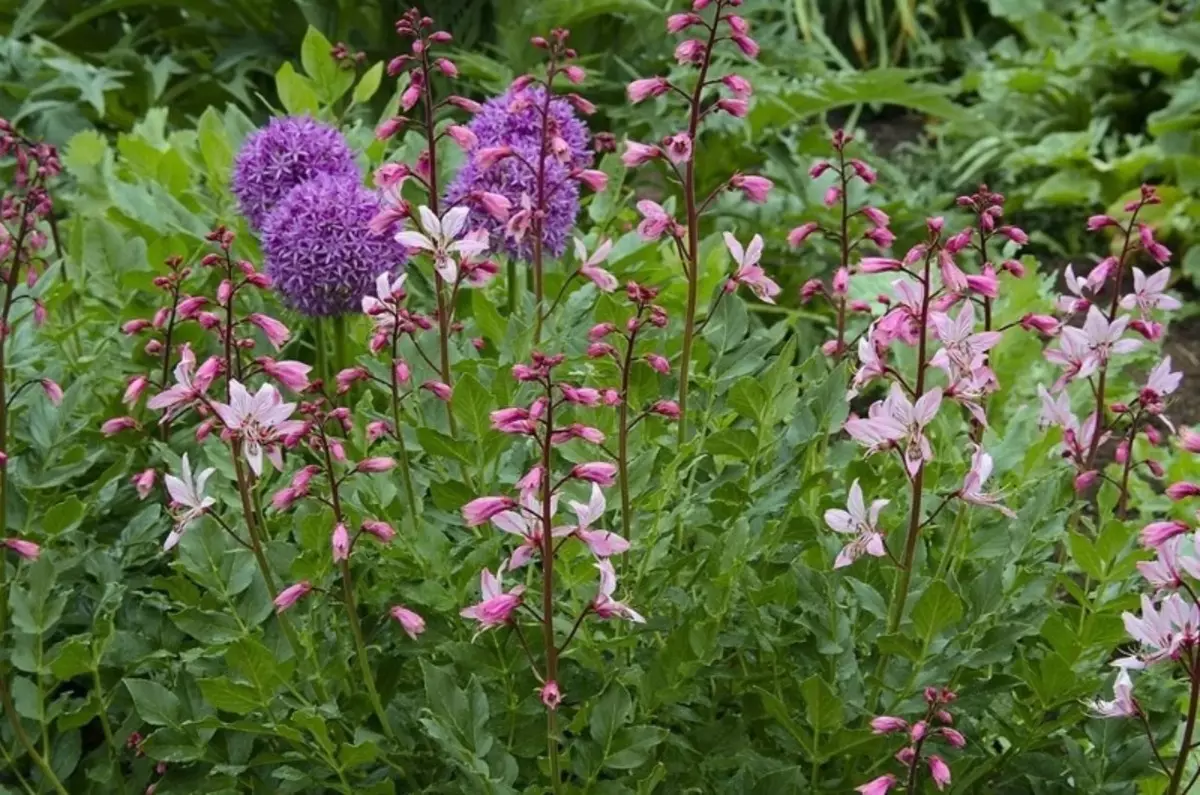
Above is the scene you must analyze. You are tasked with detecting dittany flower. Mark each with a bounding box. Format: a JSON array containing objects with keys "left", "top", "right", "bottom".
[
  {"left": 1089, "top": 669, "right": 1138, "bottom": 718},
  {"left": 567, "top": 484, "right": 630, "bottom": 558},
  {"left": 395, "top": 206, "right": 489, "bottom": 284},
  {"left": 163, "top": 454, "right": 216, "bottom": 550},
  {"left": 592, "top": 560, "right": 644, "bottom": 623},
  {"left": 824, "top": 479, "right": 888, "bottom": 568},
  {"left": 212, "top": 381, "right": 303, "bottom": 476},
  {"left": 722, "top": 232, "right": 780, "bottom": 303},
  {"left": 461, "top": 566, "right": 526, "bottom": 631}
]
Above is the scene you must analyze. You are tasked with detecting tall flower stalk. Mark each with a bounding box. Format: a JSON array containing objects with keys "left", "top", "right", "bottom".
[
  {"left": 0, "top": 118, "right": 71, "bottom": 795},
  {"left": 625, "top": 0, "right": 768, "bottom": 443},
  {"left": 462, "top": 352, "right": 640, "bottom": 791}
]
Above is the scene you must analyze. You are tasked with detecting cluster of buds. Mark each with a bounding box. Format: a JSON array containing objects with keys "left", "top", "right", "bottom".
[
  {"left": 329, "top": 41, "right": 367, "bottom": 69},
  {"left": 587, "top": 280, "right": 680, "bottom": 422},
  {"left": 380, "top": 8, "right": 463, "bottom": 141},
  {"left": 795, "top": 129, "right": 895, "bottom": 358},
  {"left": 1033, "top": 185, "right": 1177, "bottom": 502},
  {"left": 861, "top": 687, "right": 964, "bottom": 793}
]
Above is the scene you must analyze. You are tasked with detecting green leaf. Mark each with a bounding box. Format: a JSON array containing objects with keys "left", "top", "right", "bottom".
[
  {"left": 124, "top": 679, "right": 183, "bottom": 727},
  {"left": 197, "top": 107, "right": 233, "bottom": 180},
  {"left": 275, "top": 62, "right": 320, "bottom": 116},
  {"left": 41, "top": 496, "right": 84, "bottom": 535},
  {"left": 50, "top": 638, "right": 93, "bottom": 680},
  {"left": 353, "top": 62, "right": 384, "bottom": 106},
  {"left": 589, "top": 684, "right": 632, "bottom": 749},
  {"left": 704, "top": 428, "right": 759, "bottom": 461},
  {"left": 300, "top": 26, "right": 353, "bottom": 104},
  {"left": 1068, "top": 532, "right": 1106, "bottom": 581},
  {"left": 453, "top": 373, "right": 492, "bottom": 439},
  {"left": 753, "top": 687, "right": 813, "bottom": 755},
  {"left": 471, "top": 289, "right": 508, "bottom": 345},
  {"left": 911, "top": 580, "right": 963, "bottom": 642},
  {"left": 728, "top": 378, "right": 767, "bottom": 423},
  {"left": 416, "top": 428, "right": 474, "bottom": 466},
  {"left": 199, "top": 678, "right": 261, "bottom": 715},
  {"left": 799, "top": 675, "right": 843, "bottom": 732}
]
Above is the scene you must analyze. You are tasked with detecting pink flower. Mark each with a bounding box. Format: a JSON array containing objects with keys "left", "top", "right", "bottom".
[
  {"left": 248, "top": 313, "right": 290, "bottom": 350},
  {"left": 212, "top": 381, "right": 302, "bottom": 476},
  {"left": 722, "top": 74, "right": 752, "bottom": 97},
  {"left": 729, "top": 173, "right": 771, "bottom": 203},
  {"left": 849, "top": 159, "right": 876, "bottom": 184},
  {"left": 476, "top": 191, "right": 512, "bottom": 221},
  {"left": 959, "top": 445, "right": 1014, "bottom": 516},
  {"left": 422, "top": 381, "right": 453, "bottom": 401},
  {"left": 929, "top": 303, "right": 1001, "bottom": 380},
  {"left": 1121, "top": 267, "right": 1180, "bottom": 315},
  {"left": 622, "top": 141, "right": 662, "bottom": 167},
  {"left": 132, "top": 468, "right": 156, "bottom": 500},
  {"left": 663, "top": 133, "right": 693, "bottom": 164},
  {"left": 823, "top": 185, "right": 841, "bottom": 207},
  {"left": 1087, "top": 214, "right": 1117, "bottom": 230},
  {"left": 101, "top": 416, "right": 139, "bottom": 436},
  {"left": 1140, "top": 521, "right": 1190, "bottom": 549},
  {"left": 855, "top": 775, "right": 896, "bottom": 795},
  {"left": 462, "top": 496, "right": 517, "bottom": 526},
  {"left": 731, "top": 33, "right": 759, "bottom": 57},
  {"left": 390, "top": 605, "right": 425, "bottom": 639},
  {"left": 574, "top": 237, "right": 617, "bottom": 292},
  {"left": 163, "top": 454, "right": 216, "bottom": 550},
  {"left": 716, "top": 97, "right": 748, "bottom": 117},
  {"left": 356, "top": 457, "right": 396, "bottom": 473},
  {"left": 274, "top": 581, "right": 312, "bottom": 613},
  {"left": 572, "top": 462, "right": 617, "bottom": 486},
  {"left": 870, "top": 716, "right": 908, "bottom": 734},
  {"left": 461, "top": 566, "right": 526, "bottom": 630},
  {"left": 940, "top": 727, "right": 967, "bottom": 748},
  {"left": 148, "top": 345, "right": 217, "bottom": 414},
  {"left": 123, "top": 375, "right": 149, "bottom": 406},
  {"left": 3, "top": 537, "right": 40, "bottom": 561},
  {"left": 331, "top": 522, "right": 350, "bottom": 562},
  {"left": 574, "top": 169, "right": 608, "bottom": 192},
  {"left": 568, "top": 484, "right": 630, "bottom": 559},
  {"left": 636, "top": 200, "right": 673, "bottom": 240},
  {"left": 928, "top": 756, "right": 951, "bottom": 791},
  {"left": 1183, "top": 427, "right": 1200, "bottom": 453},
  {"left": 644, "top": 353, "right": 670, "bottom": 374},
  {"left": 1021, "top": 314, "right": 1061, "bottom": 335},
  {"left": 362, "top": 520, "right": 395, "bottom": 543},
  {"left": 396, "top": 205, "right": 490, "bottom": 284},
  {"left": 628, "top": 77, "right": 670, "bottom": 103},
  {"left": 540, "top": 680, "right": 562, "bottom": 709},
  {"left": 1090, "top": 669, "right": 1138, "bottom": 717},
  {"left": 1078, "top": 305, "right": 1142, "bottom": 363},
  {"left": 593, "top": 559, "right": 645, "bottom": 622},
  {"left": 475, "top": 145, "right": 514, "bottom": 169},
  {"left": 723, "top": 233, "right": 780, "bottom": 304},
  {"left": 825, "top": 480, "right": 888, "bottom": 568},
  {"left": 1137, "top": 536, "right": 1184, "bottom": 591},
  {"left": 446, "top": 124, "right": 478, "bottom": 150}
]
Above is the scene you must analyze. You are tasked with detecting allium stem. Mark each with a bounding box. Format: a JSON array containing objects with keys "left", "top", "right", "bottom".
[
  {"left": 332, "top": 314, "right": 348, "bottom": 376},
  {"left": 539, "top": 376, "right": 562, "bottom": 792},
  {"left": 1168, "top": 657, "right": 1200, "bottom": 794},
  {"left": 675, "top": 14, "right": 721, "bottom": 447}
]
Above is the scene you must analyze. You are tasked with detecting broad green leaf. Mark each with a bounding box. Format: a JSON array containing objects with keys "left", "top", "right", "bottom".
[
  {"left": 704, "top": 428, "right": 758, "bottom": 461},
  {"left": 416, "top": 428, "right": 474, "bottom": 466},
  {"left": 124, "top": 679, "right": 182, "bottom": 727},
  {"left": 453, "top": 373, "right": 492, "bottom": 439},
  {"left": 911, "top": 580, "right": 963, "bottom": 641},
  {"left": 799, "top": 675, "right": 843, "bottom": 732},
  {"left": 353, "top": 62, "right": 384, "bottom": 106},
  {"left": 276, "top": 62, "right": 320, "bottom": 116},
  {"left": 589, "top": 684, "right": 632, "bottom": 749},
  {"left": 300, "top": 26, "right": 353, "bottom": 103},
  {"left": 199, "top": 678, "right": 261, "bottom": 715}
]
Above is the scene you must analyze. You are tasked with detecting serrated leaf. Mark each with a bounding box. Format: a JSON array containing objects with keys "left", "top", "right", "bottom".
[
  {"left": 199, "top": 678, "right": 261, "bottom": 715},
  {"left": 799, "top": 674, "right": 843, "bottom": 732},
  {"left": 911, "top": 580, "right": 963, "bottom": 642},
  {"left": 704, "top": 428, "right": 758, "bottom": 461},
  {"left": 453, "top": 373, "right": 491, "bottom": 439},
  {"left": 124, "top": 679, "right": 182, "bottom": 727}
]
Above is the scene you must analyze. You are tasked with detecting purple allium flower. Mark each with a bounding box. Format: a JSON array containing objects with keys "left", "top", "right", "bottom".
[
  {"left": 232, "top": 117, "right": 359, "bottom": 230},
  {"left": 445, "top": 86, "right": 593, "bottom": 261},
  {"left": 262, "top": 175, "right": 406, "bottom": 317}
]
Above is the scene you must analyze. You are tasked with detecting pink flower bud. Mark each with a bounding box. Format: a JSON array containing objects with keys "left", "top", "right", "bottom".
[
  {"left": 644, "top": 353, "right": 670, "bottom": 374},
  {"left": 1020, "top": 314, "right": 1060, "bottom": 335},
  {"left": 563, "top": 65, "right": 586, "bottom": 84},
  {"left": 331, "top": 522, "right": 350, "bottom": 562},
  {"left": 390, "top": 605, "right": 425, "bottom": 639},
  {"left": 870, "top": 716, "right": 908, "bottom": 734},
  {"left": 928, "top": 756, "right": 951, "bottom": 789},
  {"left": 799, "top": 279, "right": 824, "bottom": 302},
  {"left": 273, "top": 581, "right": 312, "bottom": 613},
  {"left": 832, "top": 267, "right": 850, "bottom": 296},
  {"left": 730, "top": 34, "right": 759, "bottom": 58},
  {"left": 1074, "top": 470, "right": 1099, "bottom": 493},
  {"left": 859, "top": 257, "right": 902, "bottom": 273},
  {"left": 575, "top": 169, "right": 608, "bottom": 192},
  {"left": 823, "top": 185, "right": 841, "bottom": 207},
  {"left": 122, "top": 319, "right": 151, "bottom": 335},
  {"left": 422, "top": 381, "right": 452, "bottom": 401},
  {"left": 375, "top": 117, "right": 405, "bottom": 140},
  {"left": 1115, "top": 440, "right": 1129, "bottom": 464},
  {"left": 855, "top": 774, "right": 897, "bottom": 795},
  {"left": 588, "top": 342, "right": 617, "bottom": 359},
  {"left": 1181, "top": 427, "right": 1200, "bottom": 453},
  {"left": 3, "top": 537, "right": 39, "bottom": 561},
  {"left": 356, "top": 457, "right": 396, "bottom": 473},
  {"left": 910, "top": 721, "right": 928, "bottom": 741},
  {"left": 435, "top": 58, "right": 458, "bottom": 77},
  {"left": 722, "top": 74, "right": 752, "bottom": 98},
  {"left": 622, "top": 141, "right": 661, "bottom": 167},
  {"left": 248, "top": 313, "right": 289, "bottom": 349},
  {"left": 667, "top": 12, "right": 701, "bottom": 32},
  {"left": 476, "top": 146, "right": 514, "bottom": 169},
  {"left": 999, "top": 225, "right": 1028, "bottom": 245},
  {"left": 1168, "top": 482, "right": 1200, "bottom": 501},
  {"left": 446, "top": 124, "right": 478, "bottom": 150},
  {"left": 849, "top": 158, "right": 876, "bottom": 184},
  {"left": 627, "top": 77, "right": 670, "bottom": 103},
  {"left": 808, "top": 160, "right": 831, "bottom": 178},
  {"left": 336, "top": 367, "right": 369, "bottom": 394},
  {"left": 1087, "top": 214, "right": 1117, "bottom": 231},
  {"left": 716, "top": 98, "right": 749, "bottom": 117},
  {"left": 940, "top": 728, "right": 966, "bottom": 748},
  {"left": 1140, "top": 520, "right": 1190, "bottom": 548},
  {"left": 650, "top": 400, "right": 680, "bottom": 419},
  {"left": 729, "top": 173, "right": 770, "bottom": 202},
  {"left": 131, "top": 468, "right": 156, "bottom": 500},
  {"left": 394, "top": 359, "right": 411, "bottom": 385},
  {"left": 462, "top": 496, "right": 516, "bottom": 526},
  {"left": 363, "top": 519, "right": 396, "bottom": 543},
  {"left": 101, "top": 416, "right": 138, "bottom": 436},
  {"left": 674, "top": 39, "right": 706, "bottom": 65},
  {"left": 571, "top": 462, "right": 617, "bottom": 486},
  {"left": 447, "top": 95, "right": 482, "bottom": 114},
  {"left": 271, "top": 487, "right": 300, "bottom": 512},
  {"left": 1146, "top": 458, "right": 1165, "bottom": 478},
  {"left": 788, "top": 222, "right": 819, "bottom": 247}
]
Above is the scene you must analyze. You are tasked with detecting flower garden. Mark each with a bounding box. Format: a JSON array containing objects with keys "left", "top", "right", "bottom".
[{"left": 1, "top": 0, "right": 1198, "bottom": 792}]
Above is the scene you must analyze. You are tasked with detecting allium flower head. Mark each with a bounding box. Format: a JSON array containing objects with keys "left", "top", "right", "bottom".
[
  {"left": 232, "top": 116, "right": 359, "bottom": 230},
  {"left": 445, "top": 86, "right": 593, "bottom": 261},
  {"left": 262, "top": 175, "right": 407, "bottom": 317}
]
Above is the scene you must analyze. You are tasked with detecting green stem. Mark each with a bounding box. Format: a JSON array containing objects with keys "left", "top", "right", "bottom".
[
  {"left": 332, "top": 314, "right": 348, "bottom": 377},
  {"left": 314, "top": 320, "right": 328, "bottom": 391},
  {"left": 1169, "top": 658, "right": 1200, "bottom": 795},
  {"left": 507, "top": 258, "right": 520, "bottom": 316},
  {"left": 340, "top": 559, "right": 394, "bottom": 739}
]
